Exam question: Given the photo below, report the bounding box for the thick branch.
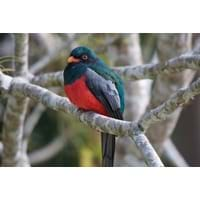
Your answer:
[130,126,163,166]
[114,34,151,166]
[2,34,30,166]
[14,34,29,76]
[0,72,163,167]
[145,34,194,154]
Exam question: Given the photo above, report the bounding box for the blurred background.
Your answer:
[0,33,200,167]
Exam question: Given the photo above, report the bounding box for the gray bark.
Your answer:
[146,34,195,153]
[0,72,165,167]
[111,34,151,166]
[1,48,200,166]
[29,53,200,88]
[2,34,30,166]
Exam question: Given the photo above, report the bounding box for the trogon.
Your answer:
[63,46,125,167]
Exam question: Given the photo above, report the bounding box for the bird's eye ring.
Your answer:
[82,55,88,60]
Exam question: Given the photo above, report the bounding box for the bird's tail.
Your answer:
[101,132,115,167]
[101,109,123,167]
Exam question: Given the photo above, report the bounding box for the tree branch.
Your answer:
[114,34,151,166]
[3,51,200,166]
[139,77,200,130]
[30,53,200,88]
[2,34,30,166]
[162,139,188,167]
[30,34,78,74]
[130,126,163,167]
[29,131,68,165]
[115,53,198,80]
[0,72,163,167]
[145,34,194,154]
[22,103,46,153]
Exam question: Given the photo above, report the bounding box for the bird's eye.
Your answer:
[82,55,88,60]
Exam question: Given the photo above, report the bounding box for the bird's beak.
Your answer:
[67,56,80,63]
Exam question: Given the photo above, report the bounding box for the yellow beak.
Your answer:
[67,56,80,63]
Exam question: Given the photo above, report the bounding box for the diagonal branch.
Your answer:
[139,77,200,130]
[2,50,200,166]
[162,139,188,167]
[22,103,46,153]
[130,126,163,167]
[29,131,68,165]
[4,67,200,165]
[144,34,194,154]
[115,53,199,80]
[0,72,163,167]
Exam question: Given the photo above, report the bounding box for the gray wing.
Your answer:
[85,68,123,166]
[85,68,122,120]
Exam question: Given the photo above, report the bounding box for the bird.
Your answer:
[63,46,125,167]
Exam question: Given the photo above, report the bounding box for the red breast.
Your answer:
[64,75,108,116]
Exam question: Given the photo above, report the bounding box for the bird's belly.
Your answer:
[64,75,108,116]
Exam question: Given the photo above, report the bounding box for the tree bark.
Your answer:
[146,34,195,153]
[2,34,30,166]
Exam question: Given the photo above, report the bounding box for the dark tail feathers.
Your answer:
[101,132,115,167]
[101,109,123,167]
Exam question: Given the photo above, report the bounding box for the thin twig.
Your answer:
[30,34,78,74]
[22,103,46,153]
[162,139,188,167]
[23,103,46,140]
[29,131,68,165]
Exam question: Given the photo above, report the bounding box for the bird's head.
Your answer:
[67,46,97,65]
